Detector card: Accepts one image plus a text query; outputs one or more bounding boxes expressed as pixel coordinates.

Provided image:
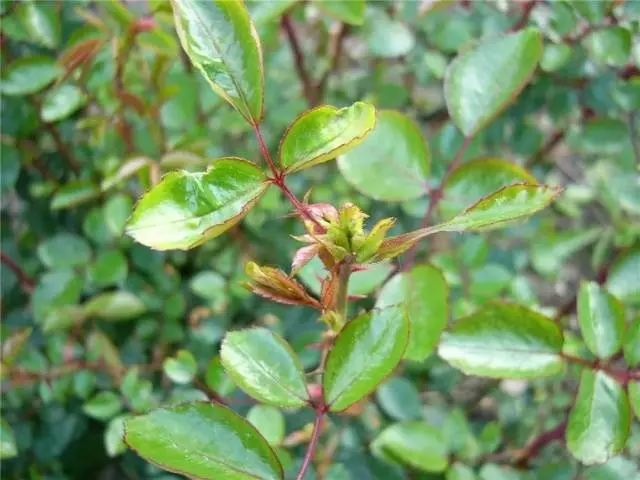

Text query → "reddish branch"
[510,1,537,32]
[526,129,566,167]
[515,420,567,467]
[402,136,473,270]
[296,407,327,480]
[281,14,317,106]
[561,353,640,385]
[316,23,349,100]
[1,251,35,293]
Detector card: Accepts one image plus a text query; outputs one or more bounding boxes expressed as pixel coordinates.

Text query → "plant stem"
[296,408,326,480]
[1,251,35,293]
[515,420,567,467]
[281,14,317,107]
[560,353,640,384]
[335,257,353,320]
[402,135,473,270]
[316,23,349,99]
[509,0,537,32]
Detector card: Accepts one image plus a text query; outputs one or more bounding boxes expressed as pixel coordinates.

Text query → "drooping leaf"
[279,102,376,173]
[163,350,197,384]
[567,370,631,465]
[0,56,61,96]
[124,402,283,480]
[371,422,449,473]
[376,264,448,361]
[316,0,365,26]
[441,158,536,219]
[323,307,410,412]
[624,317,640,367]
[126,158,268,250]
[577,282,625,360]
[171,0,264,123]
[41,85,86,123]
[220,328,308,408]
[338,110,430,201]
[438,303,565,378]
[247,405,285,446]
[444,28,543,136]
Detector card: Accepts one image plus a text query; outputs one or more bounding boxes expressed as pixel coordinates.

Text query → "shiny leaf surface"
[126,158,268,250]
[41,85,86,123]
[279,102,376,173]
[567,370,631,465]
[0,56,61,96]
[323,308,409,412]
[376,264,448,361]
[577,282,625,360]
[338,110,430,201]
[220,328,308,408]
[445,28,543,136]
[438,303,565,378]
[125,402,283,479]
[171,0,264,123]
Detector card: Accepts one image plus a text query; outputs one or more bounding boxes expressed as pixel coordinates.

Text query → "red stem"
[402,136,473,270]
[510,0,537,32]
[561,353,640,384]
[516,420,567,467]
[281,14,317,107]
[296,406,326,480]
[1,251,35,293]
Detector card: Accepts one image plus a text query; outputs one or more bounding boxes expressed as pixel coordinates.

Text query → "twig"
[316,23,349,100]
[1,251,35,293]
[509,0,537,32]
[296,408,326,480]
[515,420,567,467]
[281,14,316,107]
[526,129,566,167]
[561,353,640,385]
[402,136,473,270]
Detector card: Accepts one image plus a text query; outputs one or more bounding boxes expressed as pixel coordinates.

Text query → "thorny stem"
[402,135,473,270]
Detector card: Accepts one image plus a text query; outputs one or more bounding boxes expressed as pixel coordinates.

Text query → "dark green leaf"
[37,233,92,269]
[220,328,308,407]
[126,158,268,250]
[624,317,640,367]
[567,370,631,465]
[171,0,264,123]
[338,110,430,201]
[445,28,543,136]
[279,102,376,173]
[125,402,283,479]
[371,421,449,473]
[438,303,565,378]
[32,269,82,323]
[0,56,61,96]
[41,84,86,123]
[51,180,100,210]
[376,264,448,361]
[83,291,146,321]
[316,0,365,26]
[577,282,625,359]
[323,308,409,412]
[606,249,640,305]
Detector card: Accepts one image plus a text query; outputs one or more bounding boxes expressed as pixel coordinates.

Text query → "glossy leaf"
[0,419,17,459]
[376,377,423,421]
[338,110,430,201]
[0,56,61,96]
[101,157,151,192]
[624,317,640,367]
[376,264,448,361]
[438,303,565,378]
[444,28,543,136]
[323,308,410,412]
[41,85,86,123]
[371,422,449,473]
[316,0,365,26]
[205,356,236,396]
[18,1,60,48]
[577,282,625,359]
[567,370,631,465]
[247,405,285,446]
[606,249,640,305]
[163,350,197,384]
[220,328,308,408]
[441,158,536,219]
[83,291,146,321]
[105,415,128,457]
[279,102,376,173]
[585,27,632,67]
[126,158,268,250]
[171,0,264,123]
[125,402,283,480]
[83,391,123,421]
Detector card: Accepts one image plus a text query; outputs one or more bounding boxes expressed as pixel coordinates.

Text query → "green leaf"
[127,158,268,250]
[32,269,82,323]
[540,43,572,72]
[447,463,478,480]
[220,328,308,407]
[316,0,365,26]
[205,356,236,396]
[83,291,146,321]
[338,110,430,201]
[171,0,264,123]
[441,158,536,220]
[376,377,423,421]
[18,1,60,48]
[0,144,20,193]
[1,327,32,366]
[41,84,86,123]
[438,303,565,378]
[606,249,640,305]
[83,391,123,421]
[444,28,543,136]
[247,405,285,446]
[629,381,640,421]
[279,102,376,173]
[585,27,632,67]
[366,10,415,58]
[371,421,449,473]
[567,370,631,465]
[0,55,61,96]
[88,250,128,287]
[51,180,100,210]
[577,282,625,360]
[376,264,448,361]
[124,402,283,480]
[163,350,197,384]
[37,233,92,269]
[323,308,410,412]
[104,193,133,236]
[248,0,297,25]
[624,317,640,367]
[101,157,151,191]
[105,415,129,457]
[0,418,17,459]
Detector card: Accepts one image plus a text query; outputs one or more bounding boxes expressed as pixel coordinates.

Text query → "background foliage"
[1,0,639,479]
